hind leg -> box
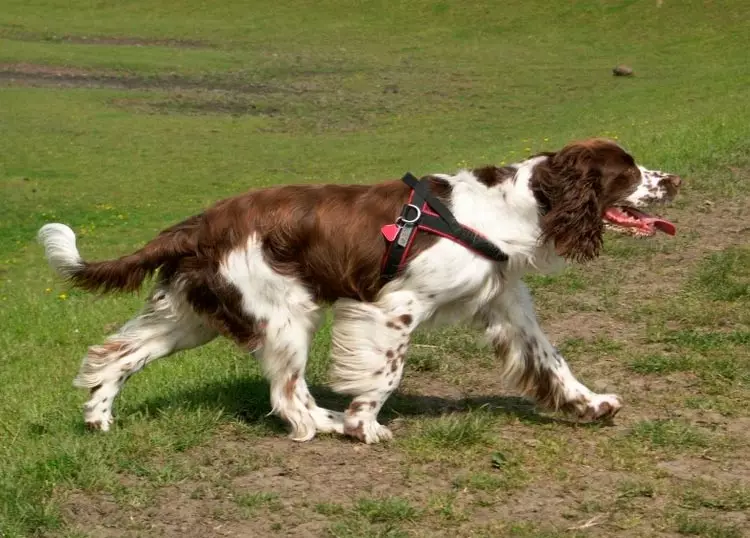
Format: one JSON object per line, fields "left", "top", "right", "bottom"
{"left": 76, "top": 285, "right": 217, "bottom": 431}
{"left": 218, "top": 236, "right": 343, "bottom": 441}
{"left": 258, "top": 309, "right": 345, "bottom": 441}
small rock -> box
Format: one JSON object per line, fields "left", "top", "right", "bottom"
{"left": 613, "top": 65, "right": 634, "bottom": 76}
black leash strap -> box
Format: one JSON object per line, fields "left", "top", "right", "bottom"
{"left": 381, "top": 173, "right": 508, "bottom": 282}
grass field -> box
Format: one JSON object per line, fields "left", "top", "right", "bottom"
{"left": 1, "top": 1, "right": 749, "bottom": 536}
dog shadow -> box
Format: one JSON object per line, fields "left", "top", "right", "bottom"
{"left": 127, "top": 377, "right": 608, "bottom": 433}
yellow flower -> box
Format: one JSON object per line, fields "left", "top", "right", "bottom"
{"left": 58, "top": 293, "right": 68, "bottom": 300}
{"left": 543, "top": 137, "right": 549, "bottom": 142}
{"left": 45, "top": 287, "right": 52, "bottom": 293}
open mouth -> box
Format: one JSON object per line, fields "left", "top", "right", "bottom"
{"left": 603, "top": 206, "right": 676, "bottom": 237}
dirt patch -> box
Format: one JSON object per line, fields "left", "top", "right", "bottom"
{"left": 542, "top": 310, "right": 638, "bottom": 343}
{"left": 60, "top": 432, "right": 454, "bottom": 537}
{"left": 656, "top": 455, "right": 750, "bottom": 483}
{"left": 614, "top": 196, "right": 750, "bottom": 299}
{"left": 0, "top": 63, "right": 278, "bottom": 94}
{"left": 2, "top": 30, "right": 213, "bottom": 48}
{"left": 111, "top": 94, "right": 281, "bottom": 117}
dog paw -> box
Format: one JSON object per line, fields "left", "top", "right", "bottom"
{"left": 314, "top": 409, "right": 345, "bottom": 435}
{"left": 84, "top": 417, "right": 111, "bottom": 432}
{"left": 344, "top": 419, "right": 392, "bottom": 444}
{"left": 580, "top": 394, "right": 622, "bottom": 421}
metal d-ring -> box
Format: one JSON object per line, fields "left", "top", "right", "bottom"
{"left": 398, "top": 204, "right": 422, "bottom": 225}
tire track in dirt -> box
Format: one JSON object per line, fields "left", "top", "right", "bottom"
{"left": 0, "top": 63, "right": 281, "bottom": 94}
{"left": 1, "top": 30, "right": 214, "bottom": 48}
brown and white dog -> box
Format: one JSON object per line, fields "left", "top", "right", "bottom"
{"left": 38, "top": 138, "right": 681, "bottom": 443}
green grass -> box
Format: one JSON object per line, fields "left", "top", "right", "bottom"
{"left": 324, "top": 497, "right": 419, "bottom": 538}
{"left": 234, "top": 491, "right": 280, "bottom": 515}
{"left": 354, "top": 497, "right": 419, "bottom": 524}
{"left": 2, "top": 0, "right": 750, "bottom": 536}
{"left": 628, "top": 419, "right": 709, "bottom": 449}
{"left": 676, "top": 514, "right": 743, "bottom": 538}
{"left": 398, "top": 408, "right": 499, "bottom": 462}
{"left": 692, "top": 248, "right": 750, "bottom": 301}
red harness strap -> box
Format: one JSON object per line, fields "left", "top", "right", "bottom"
{"left": 380, "top": 173, "right": 508, "bottom": 282}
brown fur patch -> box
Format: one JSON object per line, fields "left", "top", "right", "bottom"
{"left": 472, "top": 165, "right": 516, "bottom": 188}
{"left": 347, "top": 401, "right": 367, "bottom": 414}
{"left": 530, "top": 138, "right": 642, "bottom": 262}
{"left": 493, "top": 337, "right": 511, "bottom": 362}
{"left": 88, "top": 340, "right": 132, "bottom": 363}
{"left": 58, "top": 176, "right": 453, "bottom": 348}
{"left": 398, "top": 314, "right": 413, "bottom": 326}
{"left": 284, "top": 372, "right": 299, "bottom": 400}
{"left": 516, "top": 337, "right": 566, "bottom": 411}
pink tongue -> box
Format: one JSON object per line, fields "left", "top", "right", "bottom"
{"left": 651, "top": 218, "right": 676, "bottom": 236}
{"left": 627, "top": 207, "right": 677, "bottom": 236}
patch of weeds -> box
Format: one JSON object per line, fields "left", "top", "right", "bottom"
{"left": 617, "top": 480, "right": 655, "bottom": 500}
{"left": 681, "top": 485, "right": 750, "bottom": 511}
{"left": 676, "top": 513, "right": 742, "bottom": 538}
{"left": 453, "top": 472, "right": 515, "bottom": 493}
{"left": 234, "top": 491, "right": 280, "bottom": 515}
{"left": 629, "top": 353, "right": 694, "bottom": 374}
{"left": 427, "top": 493, "right": 468, "bottom": 522}
{"left": 453, "top": 450, "right": 527, "bottom": 493}
{"left": 315, "top": 502, "right": 347, "bottom": 516}
{"left": 399, "top": 408, "right": 496, "bottom": 460}
{"left": 354, "top": 497, "right": 419, "bottom": 524}
{"left": 325, "top": 497, "right": 418, "bottom": 538}
{"left": 328, "top": 521, "right": 409, "bottom": 538}
{"left": 662, "top": 330, "right": 750, "bottom": 352}
{"left": 691, "top": 247, "right": 750, "bottom": 302}
{"left": 557, "top": 336, "right": 622, "bottom": 357}
{"left": 526, "top": 269, "right": 588, "bottom": 292}
{"left": 697, "top": 358, "right": 746, "bottom": 385}
{"left": 628, "top": 419, "right": 708, "bottom": 449}
{"left": 408, "top": 348, "right": 442, "bottom": 372}
{"left": 684, "top": 396, "right": 737, "bottom": 416}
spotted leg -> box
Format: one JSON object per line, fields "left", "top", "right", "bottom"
{"left": 479, "top": 282, "right": 622, "bottom": 420}
{"left": 75, "top": 285, "right": 217, "bottom": 431}
{"left": 329, "top": 291, "right": 423, "bottom": 444}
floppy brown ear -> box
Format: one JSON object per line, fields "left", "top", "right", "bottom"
{"left": 532, "top": 150, "right": 605, "bottom": 262}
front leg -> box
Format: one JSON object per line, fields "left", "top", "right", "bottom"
{"left": 329, "top": 291, "right": 425, "bottom": 444}
{"left": 480, "top": 283, "right": 622, "bottom": 420}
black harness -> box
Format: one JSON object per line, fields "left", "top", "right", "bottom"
{"left": 380, "top": 172, "right": 509, "bottom": 282}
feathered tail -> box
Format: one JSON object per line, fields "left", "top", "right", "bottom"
{"left": 37, "top": 218, "right": 198, "bottom": 293}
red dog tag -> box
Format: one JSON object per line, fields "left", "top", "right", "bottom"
{"left": 381, "top": 224, "right": 400, "bottom": 242}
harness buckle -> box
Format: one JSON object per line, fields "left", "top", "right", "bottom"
{"left": 396, "top": 204, "right": 422, "bottom": 226}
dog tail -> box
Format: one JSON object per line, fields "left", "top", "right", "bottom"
{"left": 37, "top": 220, "right": 197, "bottom": 294}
